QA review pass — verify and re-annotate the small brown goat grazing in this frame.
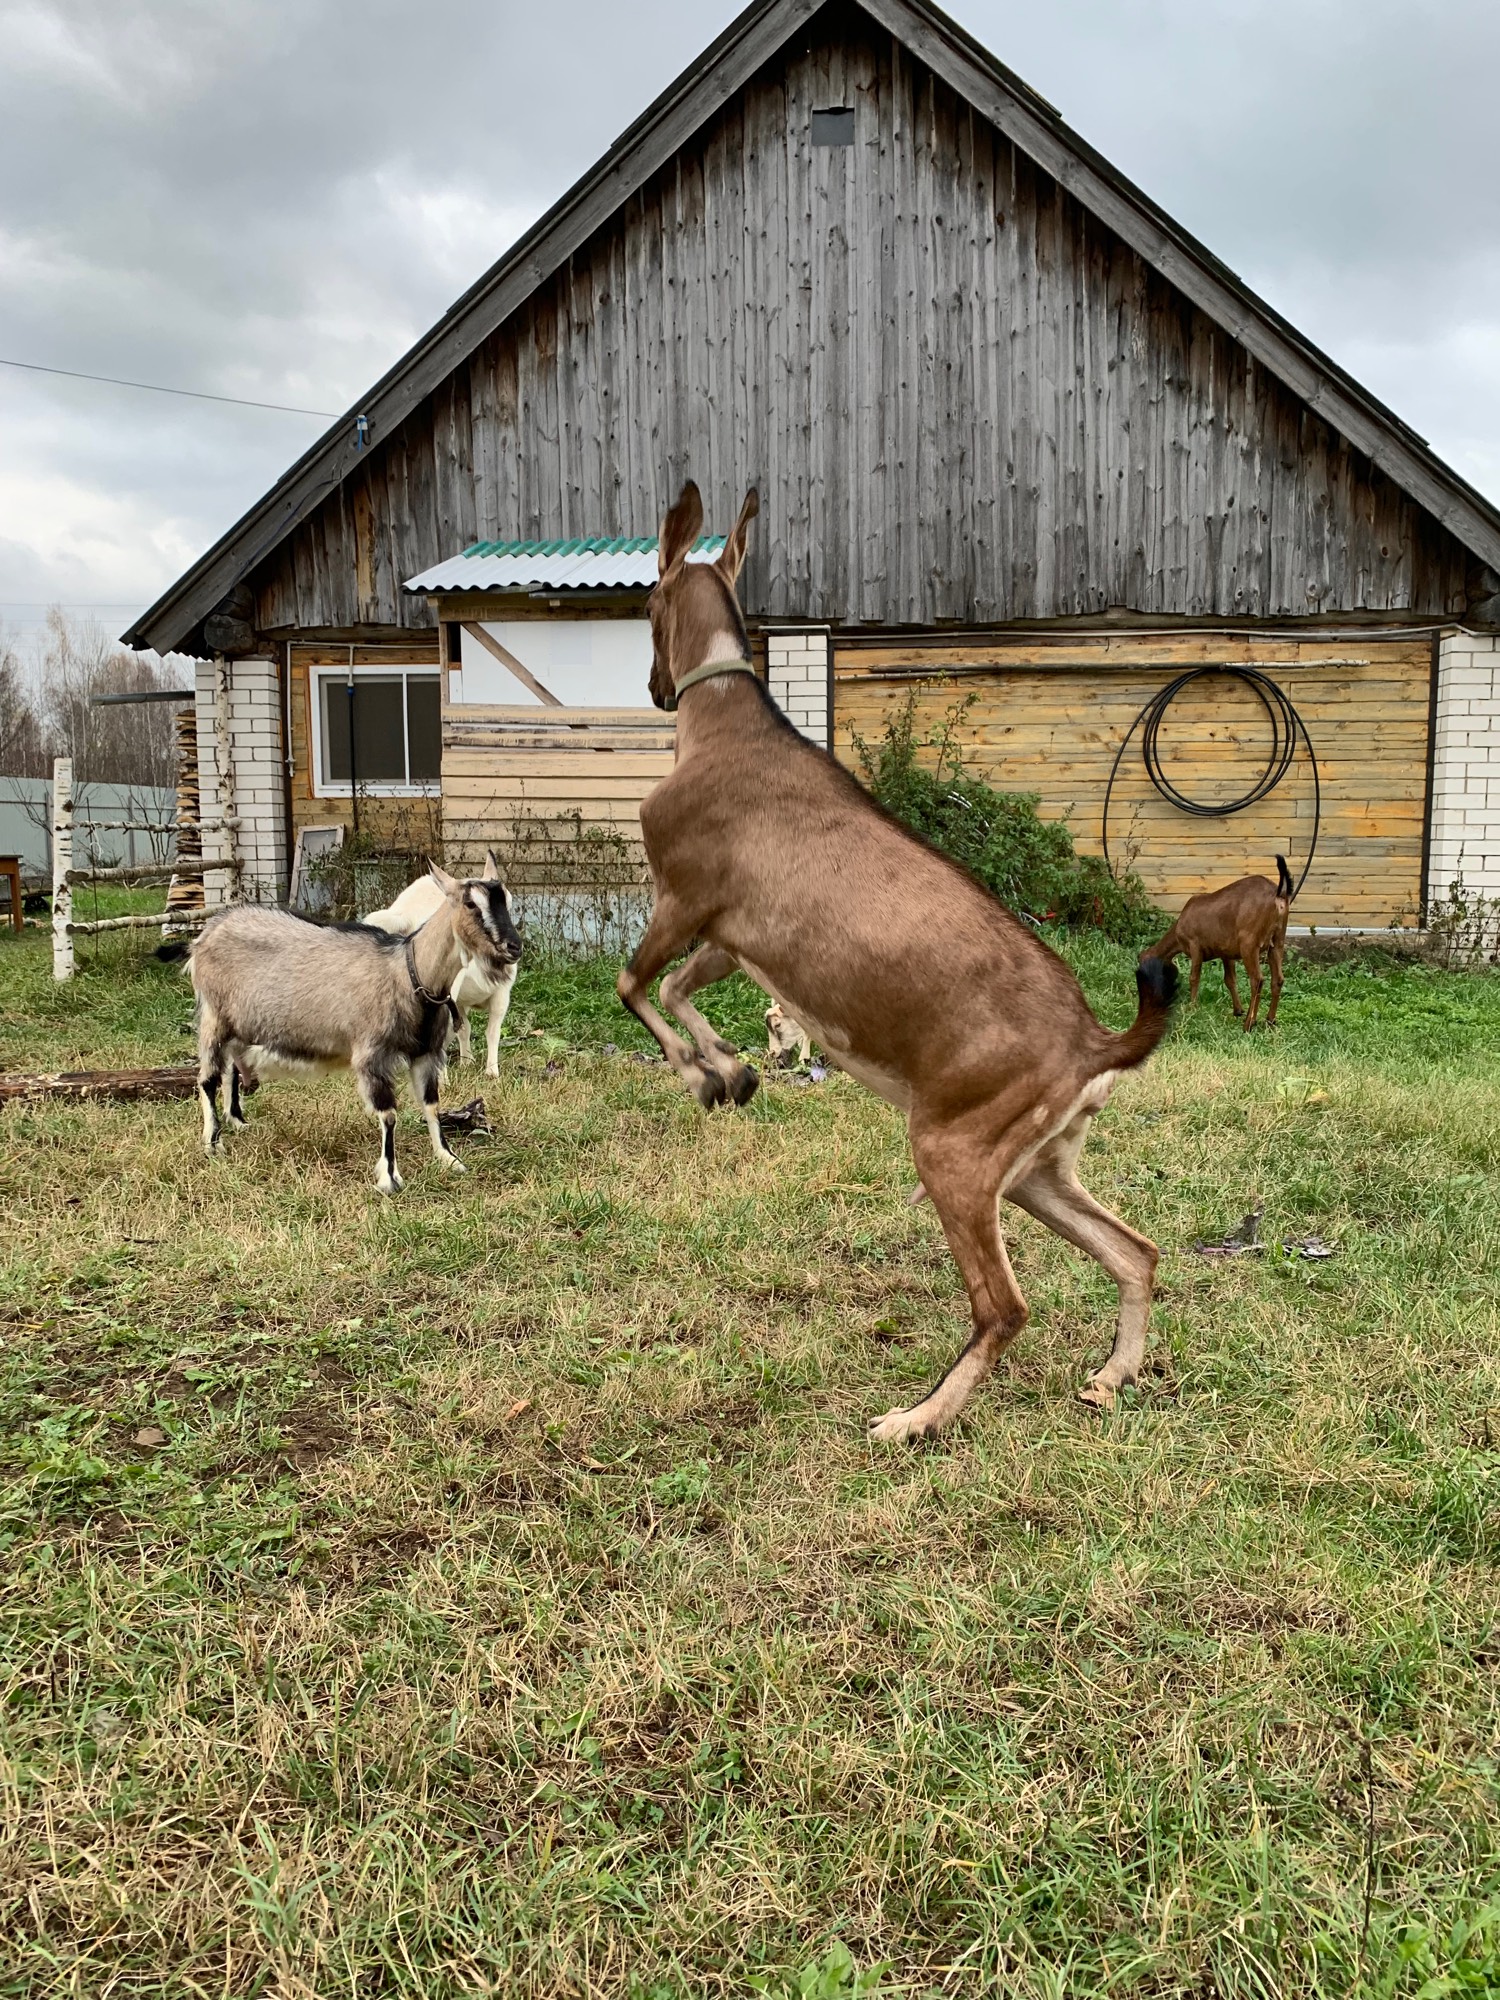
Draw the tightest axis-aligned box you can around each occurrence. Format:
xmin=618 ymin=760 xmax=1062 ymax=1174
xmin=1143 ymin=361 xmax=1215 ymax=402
xmin=617 ymin=480 xmax=1179 ymax=1439
xmin=1146 ymin=857 xmax=1293 ymax=1030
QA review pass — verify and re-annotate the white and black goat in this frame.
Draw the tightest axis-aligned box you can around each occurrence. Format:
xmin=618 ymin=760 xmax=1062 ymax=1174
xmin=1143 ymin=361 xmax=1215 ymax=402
xmin=167 ymin=865 xmax=521 ymax=1192
xmin=362 ymin=853 xmax=519 ymax=1078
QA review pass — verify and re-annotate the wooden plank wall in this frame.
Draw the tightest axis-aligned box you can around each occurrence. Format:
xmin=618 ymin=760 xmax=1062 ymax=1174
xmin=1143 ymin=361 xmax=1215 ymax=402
xmin=441 ymin=705 xmax=672 ymax=882
xmin=248 ymin=0 xmax=1470 ymax=638
xmin=833 ymin=634 xmax=1434 ymax=928
xmin=288 ymin=642 xmax=443 ymax=856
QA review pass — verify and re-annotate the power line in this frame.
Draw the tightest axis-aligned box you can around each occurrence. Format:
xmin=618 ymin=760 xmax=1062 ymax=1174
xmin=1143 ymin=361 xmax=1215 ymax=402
xmin=0 ymin=356 xmax=339 ymax=418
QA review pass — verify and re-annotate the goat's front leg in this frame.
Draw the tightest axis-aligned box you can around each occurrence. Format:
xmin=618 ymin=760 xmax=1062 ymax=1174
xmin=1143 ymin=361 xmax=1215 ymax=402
xmin=1223 ymin=958 xmax=1242 ymax=1016
xmin=617 ymin=900 xmax=732 ymax=1108
xmin=356 ymin=1065 xmax=403 ymax=1194
xmin=659 ymin=943 xmax=758 ymax=1106
xmin=484 ymin=973 xmax=515 ymax=1080
xmin=411 ymin=1054 xmax=464 ymax=1173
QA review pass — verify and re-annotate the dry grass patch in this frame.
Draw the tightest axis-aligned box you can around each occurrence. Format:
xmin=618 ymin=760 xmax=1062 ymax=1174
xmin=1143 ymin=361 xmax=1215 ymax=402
xmin=0 ymin=932 xmax=1497 ymax=1995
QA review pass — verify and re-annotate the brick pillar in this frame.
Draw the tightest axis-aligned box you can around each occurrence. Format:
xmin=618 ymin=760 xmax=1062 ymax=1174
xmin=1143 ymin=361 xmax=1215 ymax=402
xmin=193 ymin=655 xmax=288 ymax=904
xmin=767 ymin=629 xmax=831 ymax=748
xmin=1428 ymin=631 xmax=1500 ymax=915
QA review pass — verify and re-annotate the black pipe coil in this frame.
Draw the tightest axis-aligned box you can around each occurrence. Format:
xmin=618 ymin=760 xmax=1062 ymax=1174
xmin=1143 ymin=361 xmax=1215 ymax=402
xmin=1101 ymin=664 xmax=1319 ymax=901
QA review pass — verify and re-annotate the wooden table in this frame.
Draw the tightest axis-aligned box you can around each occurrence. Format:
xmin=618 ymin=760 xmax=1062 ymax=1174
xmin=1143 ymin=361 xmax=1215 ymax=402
xmin=0 ymin=856 xmax=21 ymax=933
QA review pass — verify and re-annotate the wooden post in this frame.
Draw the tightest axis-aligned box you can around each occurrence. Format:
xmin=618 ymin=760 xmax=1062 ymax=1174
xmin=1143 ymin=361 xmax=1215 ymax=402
xmin=204 ymin=659 xmax=238 ymax=908
xmin=52 ymin=757 xmax=73 ymax=981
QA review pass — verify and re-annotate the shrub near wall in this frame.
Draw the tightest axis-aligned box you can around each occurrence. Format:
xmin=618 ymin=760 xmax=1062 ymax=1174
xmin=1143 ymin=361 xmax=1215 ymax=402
xmin=854 ymin=695 xmax=1163 ymax=945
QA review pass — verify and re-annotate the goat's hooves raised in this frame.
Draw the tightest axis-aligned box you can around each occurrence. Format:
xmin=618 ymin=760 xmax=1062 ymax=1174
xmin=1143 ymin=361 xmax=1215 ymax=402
xmin=729 ymin=1063 xmax=760 ymax=1107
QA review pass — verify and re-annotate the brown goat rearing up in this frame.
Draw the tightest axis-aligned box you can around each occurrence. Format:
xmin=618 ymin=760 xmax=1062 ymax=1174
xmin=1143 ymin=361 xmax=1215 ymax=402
xmin=1146 ymin=857 xmax=1292 ymax=1030
xmin=618 ymin=481 xmax=1179 ymax=1439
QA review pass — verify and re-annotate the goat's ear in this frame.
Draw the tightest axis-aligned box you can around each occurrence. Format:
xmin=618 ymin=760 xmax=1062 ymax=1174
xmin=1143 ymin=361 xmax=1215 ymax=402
xmin=717 ymin=486 xmax=759 ymax=585
xmin=428 ymin=861 xmax=461 ymax=898
xmin=657 ymin=480 xmax=703 ymax=579
xmin=482 ymin=848 xmax=501 ymax=882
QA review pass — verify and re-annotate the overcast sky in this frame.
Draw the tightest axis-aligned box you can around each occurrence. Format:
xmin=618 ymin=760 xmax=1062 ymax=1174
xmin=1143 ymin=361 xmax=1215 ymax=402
xmin=2 ymin=0 xmax=1497 ymax=656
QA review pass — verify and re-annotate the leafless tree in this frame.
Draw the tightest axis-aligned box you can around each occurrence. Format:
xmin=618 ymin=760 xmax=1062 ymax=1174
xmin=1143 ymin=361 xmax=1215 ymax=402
xmin=35 ymin=609 xmax=190 ymax=790
xmin=0 ymin=634 xmax=47 ymax=777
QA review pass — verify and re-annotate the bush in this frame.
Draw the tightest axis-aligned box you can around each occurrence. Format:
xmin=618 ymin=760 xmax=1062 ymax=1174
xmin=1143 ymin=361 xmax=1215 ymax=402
xmin=853 ymin=694 xmax=1162 ymax=945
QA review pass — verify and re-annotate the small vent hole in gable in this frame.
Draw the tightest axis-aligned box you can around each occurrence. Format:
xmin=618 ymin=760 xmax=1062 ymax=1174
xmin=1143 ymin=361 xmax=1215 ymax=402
xmin=811 ymin=106 xmax=855 ymax=147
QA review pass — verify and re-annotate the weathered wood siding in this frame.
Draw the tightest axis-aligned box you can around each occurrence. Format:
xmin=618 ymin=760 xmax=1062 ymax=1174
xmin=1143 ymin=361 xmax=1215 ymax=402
xmin=441 ymin=707 xmax=672 ymax=883
xmin=248 ymin=0 xmax=1470 ymax=637
xmin=834 ymin=634 xmax=1434 ymax=928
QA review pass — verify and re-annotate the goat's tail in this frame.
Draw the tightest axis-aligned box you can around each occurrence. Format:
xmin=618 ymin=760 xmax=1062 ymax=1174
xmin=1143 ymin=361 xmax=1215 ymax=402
xmin=1109 ymin=955 xmax=1179 ymax=1070
xmin=155 ymin=939 xmax=192 ymax=964
xmin=1275 ymin=854 xmax=1294 ymax=903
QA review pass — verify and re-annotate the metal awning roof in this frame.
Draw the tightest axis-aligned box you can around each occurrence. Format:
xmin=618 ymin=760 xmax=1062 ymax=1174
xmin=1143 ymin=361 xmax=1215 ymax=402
xmin=405 ymin=534 xmax=726 ymax=595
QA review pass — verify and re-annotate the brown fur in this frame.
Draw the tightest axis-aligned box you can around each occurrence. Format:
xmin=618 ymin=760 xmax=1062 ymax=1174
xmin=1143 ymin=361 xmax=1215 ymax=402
xmin=618 ymin=480 xmax=1179 ymax=1439
xmin=1147 ymin=859 xmax=1292 ymax=1030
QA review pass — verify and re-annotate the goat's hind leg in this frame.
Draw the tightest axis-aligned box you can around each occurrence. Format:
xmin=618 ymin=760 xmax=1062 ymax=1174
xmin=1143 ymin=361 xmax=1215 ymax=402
xmin=197 ymin=1004 xmax=228 ymax=1155
xmin=659 ymin=943 xmax=758 ymax=1106
xmin=1223 ymin=958 xmax=1242 ymax=1016
xmin=870 ymin=1112 xmax=1031 ymax=1443
xmin=617 ymin=900 xmax=733 ymax=1109
xmin=411 ymin=1054 xmax=464 ymax=1174
xmin=1007 ymin=1114 xmax=1159 ymax=1410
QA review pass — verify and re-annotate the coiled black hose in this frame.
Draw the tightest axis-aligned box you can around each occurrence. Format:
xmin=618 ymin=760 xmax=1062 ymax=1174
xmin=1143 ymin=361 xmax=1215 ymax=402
xmin=1101 ymin=664 xmax=1319 ymax=900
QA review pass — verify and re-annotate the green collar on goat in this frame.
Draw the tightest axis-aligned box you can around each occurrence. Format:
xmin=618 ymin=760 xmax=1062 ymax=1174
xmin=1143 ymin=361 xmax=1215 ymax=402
xmin=663 ymin=657 xmax=759 ymax=710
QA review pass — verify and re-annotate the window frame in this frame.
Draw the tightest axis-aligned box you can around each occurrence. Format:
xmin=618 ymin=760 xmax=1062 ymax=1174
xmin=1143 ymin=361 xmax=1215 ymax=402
xmin=310 ymin=664 xmax=442 ymax=797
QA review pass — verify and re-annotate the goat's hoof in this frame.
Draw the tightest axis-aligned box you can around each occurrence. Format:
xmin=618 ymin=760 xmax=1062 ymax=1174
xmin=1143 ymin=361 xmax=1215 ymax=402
xmin=441 ymin=1153 xmax=467 ymax=1174
xmin=228 ymin=1112 xmax=248 ymax=1130
xmin=728 ymin=1063 xmax=760 ymax=1107
xmin=1078 ymin=1377 xmax=1119 ymax=1411
xmin=688 ymin=1061 xmax=728 ymax=1109
xmin=376 ymin=1171 xmax=403 ymax=1196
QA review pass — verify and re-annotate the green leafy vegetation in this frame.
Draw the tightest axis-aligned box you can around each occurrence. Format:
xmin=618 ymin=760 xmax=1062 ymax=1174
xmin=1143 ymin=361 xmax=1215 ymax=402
xmin=853 ymin=694 xmax=1164 ymax=943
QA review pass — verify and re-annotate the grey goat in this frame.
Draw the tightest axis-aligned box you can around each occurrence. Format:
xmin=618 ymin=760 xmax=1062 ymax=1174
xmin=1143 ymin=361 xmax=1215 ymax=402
xmin=173 ymin=865 xmax=521 ymax=1192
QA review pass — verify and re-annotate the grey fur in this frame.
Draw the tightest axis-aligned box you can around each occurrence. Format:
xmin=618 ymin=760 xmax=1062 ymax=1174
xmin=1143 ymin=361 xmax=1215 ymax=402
xmin=186 ymin=865 xmax=521 ymax=1192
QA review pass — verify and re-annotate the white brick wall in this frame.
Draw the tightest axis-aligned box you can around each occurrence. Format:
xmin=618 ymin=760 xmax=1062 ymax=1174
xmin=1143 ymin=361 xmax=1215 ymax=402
xmin=767 ymin=629 xmax=831 ymax=747
xmin=1428 ymin=632 xmax=1500 ymax=907
xmin=194 ymin=656 xmax=287 ymax=905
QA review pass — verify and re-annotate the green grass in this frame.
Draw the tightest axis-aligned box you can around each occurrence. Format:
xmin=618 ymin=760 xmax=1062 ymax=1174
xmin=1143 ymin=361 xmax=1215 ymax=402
xmin=0 ymin=919 xmax=1497 ymax=1997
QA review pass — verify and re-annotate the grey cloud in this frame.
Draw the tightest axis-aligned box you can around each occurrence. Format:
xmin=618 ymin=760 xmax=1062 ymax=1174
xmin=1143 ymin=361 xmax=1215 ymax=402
xmin=1 ymin=0 xmax=1496 ymax=649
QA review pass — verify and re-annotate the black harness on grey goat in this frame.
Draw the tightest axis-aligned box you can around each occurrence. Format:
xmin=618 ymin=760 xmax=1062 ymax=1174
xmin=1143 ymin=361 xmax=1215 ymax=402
xmin=405 ymin=935 xmax=459 ymax=1026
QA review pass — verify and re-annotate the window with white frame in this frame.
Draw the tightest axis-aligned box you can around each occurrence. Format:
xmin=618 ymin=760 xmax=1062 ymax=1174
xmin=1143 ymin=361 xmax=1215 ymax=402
xmin=312 ymin=667 xmax=440 ymax=794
